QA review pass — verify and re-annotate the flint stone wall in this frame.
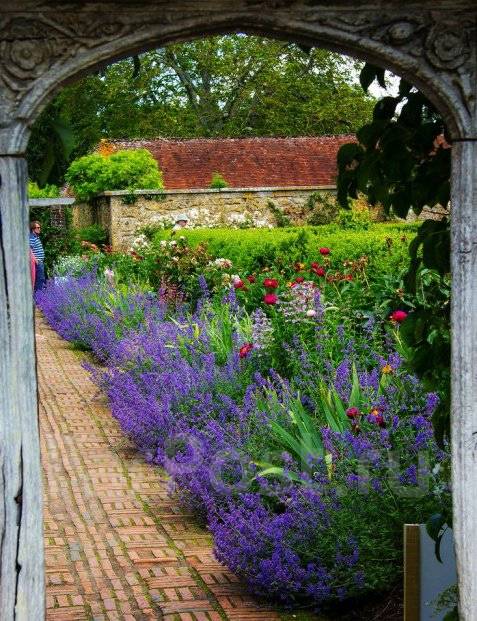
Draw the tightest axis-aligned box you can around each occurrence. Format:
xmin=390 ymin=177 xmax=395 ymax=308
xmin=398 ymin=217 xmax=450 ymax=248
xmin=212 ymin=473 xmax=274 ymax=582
xmin=72 ymin=185 xmax=338 ymax=249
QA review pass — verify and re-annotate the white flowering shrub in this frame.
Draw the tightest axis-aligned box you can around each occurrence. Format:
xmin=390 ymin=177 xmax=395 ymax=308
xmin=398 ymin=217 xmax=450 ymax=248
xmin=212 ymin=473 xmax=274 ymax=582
xmin=53 ymin=255 xmax=90 ymax=277
xmin=130 ymin=233 xmax=150 ymax=252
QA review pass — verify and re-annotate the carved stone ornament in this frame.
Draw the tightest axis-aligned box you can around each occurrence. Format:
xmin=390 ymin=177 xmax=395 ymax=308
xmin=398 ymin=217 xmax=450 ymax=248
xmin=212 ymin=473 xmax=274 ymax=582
xmin=0 ymin=16 xmax=131 ymax=101
xmin=0 ymin=3 xmax=475 ymax=143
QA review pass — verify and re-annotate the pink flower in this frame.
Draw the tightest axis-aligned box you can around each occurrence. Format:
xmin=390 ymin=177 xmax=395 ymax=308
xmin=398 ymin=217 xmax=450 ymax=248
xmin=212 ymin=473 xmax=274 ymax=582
xmin=263 ymin=293 xmax=278 ymax=305
xmin=390 ymin=310 xmax=408 ymax=323
xmin=234 ymin=279 xmax=245 ymax=289
xmin=263 ymin=278 xmax=279 ymax=289
xmin=319 ymin=247 xmax=331 ymax=255
xmin=239 ymin=343 xmax=253 ymax=358
xmin=346 ymin=407 xmax=360 ymax=419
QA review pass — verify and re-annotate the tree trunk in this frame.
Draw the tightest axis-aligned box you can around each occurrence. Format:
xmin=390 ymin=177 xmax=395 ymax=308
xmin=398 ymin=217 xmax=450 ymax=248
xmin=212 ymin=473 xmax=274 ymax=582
xmin=0 ymin=156 xmax=44 ymax=620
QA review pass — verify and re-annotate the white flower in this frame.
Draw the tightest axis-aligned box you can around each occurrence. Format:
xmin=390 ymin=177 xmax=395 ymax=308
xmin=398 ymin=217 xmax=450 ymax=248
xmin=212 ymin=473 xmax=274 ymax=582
xmin=306 ymin=309 xmax=317 ymax=317
xmin=104 ymin=268 xmax=115 ymax=286
xmin=212 ymin=257 xmax=233 ymax=269
xmin=160 ymin=240 xmax=167 ymax=248
xmin=131 ymin=233 xmax=149 ymax=250
xmin=169 ymin=240 xmax=177 ymax=247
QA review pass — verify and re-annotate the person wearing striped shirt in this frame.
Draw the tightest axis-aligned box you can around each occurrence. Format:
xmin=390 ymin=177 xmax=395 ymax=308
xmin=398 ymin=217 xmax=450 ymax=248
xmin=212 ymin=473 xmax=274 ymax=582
xmin=29 ymin=221 xmax=46 ymax=292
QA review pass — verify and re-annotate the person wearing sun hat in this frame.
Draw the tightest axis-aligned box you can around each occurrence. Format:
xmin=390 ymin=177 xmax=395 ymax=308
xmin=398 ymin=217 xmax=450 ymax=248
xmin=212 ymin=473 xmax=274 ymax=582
xmin=172 ymin=214 xmax=189 ymax=233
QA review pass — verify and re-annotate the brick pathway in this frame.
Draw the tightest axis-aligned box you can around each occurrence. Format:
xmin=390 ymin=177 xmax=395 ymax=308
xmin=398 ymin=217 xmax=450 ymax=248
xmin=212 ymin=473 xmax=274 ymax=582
xmin=37 ymin=315 xmax=282 ymax=621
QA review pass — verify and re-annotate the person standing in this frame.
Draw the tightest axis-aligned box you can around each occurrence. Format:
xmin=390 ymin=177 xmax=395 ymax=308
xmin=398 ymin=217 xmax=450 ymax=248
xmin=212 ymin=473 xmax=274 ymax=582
xmin=29 ymin=221 xmax=46 ymax=292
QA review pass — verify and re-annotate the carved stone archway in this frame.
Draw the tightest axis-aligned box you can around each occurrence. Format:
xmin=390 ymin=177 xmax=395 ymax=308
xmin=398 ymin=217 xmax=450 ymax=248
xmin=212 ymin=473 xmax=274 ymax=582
xmin=0 ymin=2 xmax=475 ymax=619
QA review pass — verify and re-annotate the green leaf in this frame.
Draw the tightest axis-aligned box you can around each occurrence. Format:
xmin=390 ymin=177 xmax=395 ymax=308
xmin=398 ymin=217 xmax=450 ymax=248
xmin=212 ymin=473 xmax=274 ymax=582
xmin=51 ymin=117 xmax=76 ymax=159
xmin=373 ymin=97 xmax=399 ymax=121
xmin=359 ymin=63 xmax=385 ymax=92
xmin=356 ymin=121 xmax=387 ymax=149
xmin=398 ymin=79 xmax=412 ymax=97
xmin=337 ymin=143 xmax=364 ymax=169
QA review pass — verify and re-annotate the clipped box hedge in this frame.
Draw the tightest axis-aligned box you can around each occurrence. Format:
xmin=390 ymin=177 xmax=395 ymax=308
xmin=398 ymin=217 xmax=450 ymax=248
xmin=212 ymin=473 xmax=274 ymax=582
xmin=152 ymin=223 xmax=417 ymax=275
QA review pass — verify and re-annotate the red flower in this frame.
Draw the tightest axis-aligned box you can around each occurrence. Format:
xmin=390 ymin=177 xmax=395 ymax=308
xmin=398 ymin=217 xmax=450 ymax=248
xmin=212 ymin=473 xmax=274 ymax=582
xmin=310 ymin=262 xmax=319 ymax=269
xmin=319 ymin=247 xmax=331 ymax=255
xmin=234 ymin=279 xmax=245 ymax=289
xmin=313 ymin=266 xmax=326 ymax=277
xmin=390 ymin=310 xmax=408 ymax=323
xmin=246 ymin=275 xmax=256 ymax=283
xmin=294 ymin=276 xmax=305 ymax=284
xmin=263 ymin=293 xmax=278 ymax=305
xmin=346 ymin=407 xmax=360 ymax=419
xmin=344 ymin=274 xmax=353 ymax=281
xmin=263 ymin=278 xmax=279 ymax=289
xmin=239 ymin=343 xmax=253 ymax=358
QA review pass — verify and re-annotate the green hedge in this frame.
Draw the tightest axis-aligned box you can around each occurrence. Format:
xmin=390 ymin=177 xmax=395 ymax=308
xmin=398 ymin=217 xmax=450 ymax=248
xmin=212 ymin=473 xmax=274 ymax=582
xmin=151 ymin=223 xmax=417 ymax=274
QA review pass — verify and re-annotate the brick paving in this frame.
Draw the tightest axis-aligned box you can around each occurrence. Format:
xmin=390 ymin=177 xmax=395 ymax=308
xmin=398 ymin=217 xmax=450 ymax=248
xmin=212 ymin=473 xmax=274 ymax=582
xmin=37 ymin=315 xmax=282 ymax=621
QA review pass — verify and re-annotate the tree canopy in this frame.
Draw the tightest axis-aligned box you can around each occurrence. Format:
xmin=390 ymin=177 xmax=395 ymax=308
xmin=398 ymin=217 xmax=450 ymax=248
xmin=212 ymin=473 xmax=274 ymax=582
xmin=27 ymin=34 xmax=374 ymax=185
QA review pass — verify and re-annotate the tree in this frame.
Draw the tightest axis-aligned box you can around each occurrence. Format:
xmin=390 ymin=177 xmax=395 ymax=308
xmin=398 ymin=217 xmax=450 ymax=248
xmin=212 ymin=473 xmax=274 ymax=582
xmin=27 ymin=34 xmax=375 ymax=185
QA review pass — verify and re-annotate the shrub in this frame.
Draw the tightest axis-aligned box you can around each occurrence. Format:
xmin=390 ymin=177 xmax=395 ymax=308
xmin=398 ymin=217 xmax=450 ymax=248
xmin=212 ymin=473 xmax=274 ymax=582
xmin=29 ymin=204 xmax=77 ymax=274
xmin=65 ymin=148 xmax=163 ymax=202
xmin=305 ymin=191 xmax=339 ymax=225
xmin=151 ymin=224 xmax=415 ymax=277
xmin=337 ymin=205 xmax=372 ymax=230
xmin=267 ymin=200 xmax=291 ymax=227
xmin=74 ymin=224 xmax=108 ymax=246
xmin=209 ymin=172 xmax=229 ymax=189
xmin=28 ymin=181 xmax=61 ymax=198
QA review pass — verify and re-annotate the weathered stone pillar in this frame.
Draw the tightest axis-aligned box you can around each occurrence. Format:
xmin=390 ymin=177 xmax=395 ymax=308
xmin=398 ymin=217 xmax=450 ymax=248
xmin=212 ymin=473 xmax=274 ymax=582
xmin=0 ymin=155 xmax=44 ymax=620
xmin=450 ymin=139 xmax=477 ymax=620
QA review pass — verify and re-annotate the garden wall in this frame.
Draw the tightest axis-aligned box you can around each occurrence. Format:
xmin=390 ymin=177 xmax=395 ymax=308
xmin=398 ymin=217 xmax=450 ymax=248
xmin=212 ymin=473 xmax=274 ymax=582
xmin=72 ymin=186 xmax=337 ymax=249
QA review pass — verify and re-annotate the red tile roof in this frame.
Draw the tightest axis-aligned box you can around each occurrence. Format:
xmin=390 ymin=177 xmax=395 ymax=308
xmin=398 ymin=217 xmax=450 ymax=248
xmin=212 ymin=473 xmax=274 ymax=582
xmin=111 ymin=136 xmax=355 ymax=190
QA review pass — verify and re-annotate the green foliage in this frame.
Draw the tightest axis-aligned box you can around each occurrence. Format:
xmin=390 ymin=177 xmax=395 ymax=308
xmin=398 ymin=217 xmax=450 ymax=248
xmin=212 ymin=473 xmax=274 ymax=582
xmin=337 ymin=65 xmax=450 ymax=219
xmin=305 ymin=192 xmax=339 ymax=226
xmin=75 ymin=224 xmax=108 ymax=246
xmin=27 ymin=35 xmax=375 ymax=185
xmin=26 ymin=99 xmax=77 ymax=186
xmin=29 ymin=205 xmax=76 ymax=274
xmin=337 ymin=204 xmax=372 ymax=230
xmin=28 ymin=181 xmax=61 ymax=198
xmin=65 ymin=149 xmax=163 ymax=202
xmin=152 ymin=223 xmax=414 ymax=276
xmin=338 ymin=62 xmax=451 ymax=446
xmin=253 ymin=394 xmax=329 ymax=485
xmin=209 ymin=172 xmax=229 ymax=189
xmin=267 ymin=200 xmax=291 ymax=228
xmin=432 ymin=584 xmax=458 ymax=621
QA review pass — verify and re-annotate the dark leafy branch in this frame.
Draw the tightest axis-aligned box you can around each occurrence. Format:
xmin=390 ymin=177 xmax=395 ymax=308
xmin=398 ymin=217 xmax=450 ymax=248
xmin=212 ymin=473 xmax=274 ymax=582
xmin=337 ymin=63 xmax=451 ymax=447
